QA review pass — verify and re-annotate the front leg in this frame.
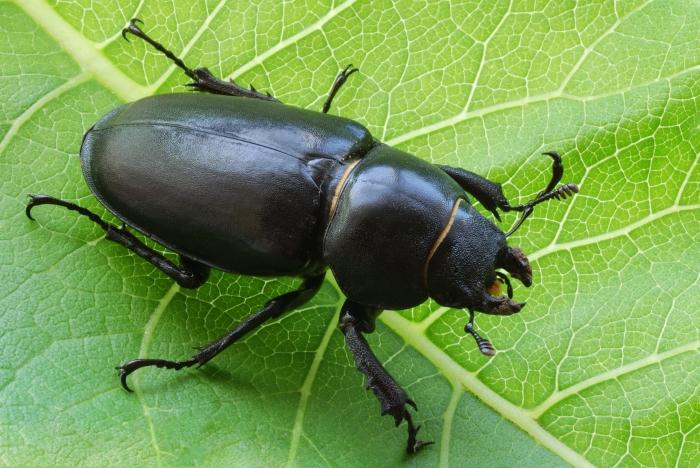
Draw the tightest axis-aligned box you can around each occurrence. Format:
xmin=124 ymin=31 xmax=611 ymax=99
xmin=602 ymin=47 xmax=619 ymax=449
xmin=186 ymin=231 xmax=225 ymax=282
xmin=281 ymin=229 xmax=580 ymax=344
xmin=339 ymin=300 xmax=433 ymax=454
xmin=439 ymin=152 xmax=578 ymax=234
xmin=438 ymin=165 xmax=508 ymax=220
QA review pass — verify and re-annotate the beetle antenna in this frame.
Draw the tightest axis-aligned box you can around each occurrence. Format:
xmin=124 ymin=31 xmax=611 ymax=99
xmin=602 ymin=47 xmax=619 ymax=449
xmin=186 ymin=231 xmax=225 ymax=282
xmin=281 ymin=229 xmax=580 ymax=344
xmin=465 ymin=310 xmax=495 ymax=356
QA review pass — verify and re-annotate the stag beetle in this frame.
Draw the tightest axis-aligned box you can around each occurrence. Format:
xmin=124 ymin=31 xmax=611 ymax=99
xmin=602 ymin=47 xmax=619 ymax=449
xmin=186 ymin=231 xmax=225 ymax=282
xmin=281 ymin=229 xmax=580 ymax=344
xmin=26 ymin=20 xmax=578 ymax=453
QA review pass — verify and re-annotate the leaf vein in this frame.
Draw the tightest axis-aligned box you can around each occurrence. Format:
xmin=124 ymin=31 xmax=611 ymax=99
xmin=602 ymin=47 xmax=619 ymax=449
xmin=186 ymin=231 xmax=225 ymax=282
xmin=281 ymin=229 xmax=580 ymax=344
xmin=529 ymin=204 xmax=700 ymax=262
xmin=146 ymin=0 xmax=229 ymax=93
xmin=226 ymin=0 xmax=358 ymax=81
xmin=0 ymin=73 xmax=89 ymax=156
xmin=463 ymin=0 xmax=512 ymax=114
xmin=15 ymin=0 xmax=147 ymax=101
xmin=380 ymin=311 xmax=594 ymax=467
xmin=438 ymin=384 xmax=461 ymax=468
xmin=95 ymin=0 xmax=147 ymax=49
xmin=386 ymin=65 xmax=699 ymax=148
xmin=130 ymin=282 xmax=180 ymax=467
xmin=285 ymin=295 xmax=343 ymax=467
xmin=530 ymin=340 xmax=699 ymax=418
xmin=556 ymin=0 xmax=657 ymax=94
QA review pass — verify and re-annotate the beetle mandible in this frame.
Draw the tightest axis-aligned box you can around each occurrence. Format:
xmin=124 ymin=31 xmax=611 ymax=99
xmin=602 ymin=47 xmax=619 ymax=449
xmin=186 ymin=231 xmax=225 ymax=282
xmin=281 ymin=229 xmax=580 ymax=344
xmin=26 ymin=20 xmax=579 ymax=454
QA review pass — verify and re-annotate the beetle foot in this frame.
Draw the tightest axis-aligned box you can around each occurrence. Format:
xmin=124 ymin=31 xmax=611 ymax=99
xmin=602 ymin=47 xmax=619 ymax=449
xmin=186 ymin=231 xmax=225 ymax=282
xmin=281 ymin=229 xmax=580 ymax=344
xmin=540 ymin=151 xmax=563 ymax=195
xmin=403 ymin=408 xmax=434 ymax=454
xmin=383 ymin=400 xmax=434 ymax=454
xmin=338 ymin=64 xmax=359 ymax=81
xmin=502 ymin=152 xmax=580 ymax=237
xmin=407 ymin=430 xmax=433 ymax=454
xmin=121 ymin=18 xmax=145 ymax=42
xmin=380 ymin=395 xmax=433 ymax=453
xmin=25 ymin=194 xmax=111 ymax=231
xmin=116 ymin=357 xmax=198 ymax=392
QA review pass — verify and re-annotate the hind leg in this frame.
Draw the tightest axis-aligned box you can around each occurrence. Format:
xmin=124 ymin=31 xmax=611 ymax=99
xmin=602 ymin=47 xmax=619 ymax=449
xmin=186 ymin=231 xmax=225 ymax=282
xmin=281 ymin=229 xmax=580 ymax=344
xmin=26 ymin=194 xmax=209 ymax=289
xmin=122 ymin=19 xmax=278 ymax=102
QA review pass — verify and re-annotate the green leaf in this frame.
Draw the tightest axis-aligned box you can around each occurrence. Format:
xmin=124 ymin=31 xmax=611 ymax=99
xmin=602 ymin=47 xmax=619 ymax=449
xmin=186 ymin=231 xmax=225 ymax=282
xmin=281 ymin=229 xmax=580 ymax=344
xmin=1 ymin=0 xmax=698 ymax=466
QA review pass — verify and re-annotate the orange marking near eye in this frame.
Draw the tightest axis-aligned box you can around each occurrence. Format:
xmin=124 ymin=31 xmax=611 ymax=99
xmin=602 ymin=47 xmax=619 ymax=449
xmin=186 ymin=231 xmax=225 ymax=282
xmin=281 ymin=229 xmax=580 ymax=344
xmin=487 ymin=279 xmax=502 ymax=297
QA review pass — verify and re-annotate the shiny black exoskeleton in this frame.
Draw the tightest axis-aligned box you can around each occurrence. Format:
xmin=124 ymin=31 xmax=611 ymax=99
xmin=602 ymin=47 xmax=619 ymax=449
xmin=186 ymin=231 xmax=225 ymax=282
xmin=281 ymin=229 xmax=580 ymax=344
xmin=26 ymin=20 xmax=578 ymax=454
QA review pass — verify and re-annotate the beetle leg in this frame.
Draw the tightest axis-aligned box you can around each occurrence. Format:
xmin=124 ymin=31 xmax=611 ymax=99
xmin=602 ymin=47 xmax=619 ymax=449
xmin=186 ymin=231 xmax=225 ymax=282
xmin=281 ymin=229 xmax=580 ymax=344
xmin=499 ymin=152 xmax=578 ymax=233
xmin=122 ymin=19 xmax=278 ymax=102
xmin=26 ymin=194 xmax=210 ymax=289
xmin=339 ymin=300 xmax=433 ymax=454
xmin=322 ymin=64 xmax=359 ymax=114
xmin=185 ymin=67 xmax=280 ymax=102
xmin=438 ymin=165 xmax=508 ymax=221
xmin=440 ymin=152 xmax=579 ymax=228
xmin=117 ymin=274 xmax=325 ymax=392
xmin=502 ymin=182 xmax=579 ymax=237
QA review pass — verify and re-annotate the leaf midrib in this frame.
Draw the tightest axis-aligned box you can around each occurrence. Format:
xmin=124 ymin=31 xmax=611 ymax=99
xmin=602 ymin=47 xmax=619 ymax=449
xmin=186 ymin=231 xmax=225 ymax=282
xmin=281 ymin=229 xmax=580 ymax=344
xmin=381 ymin=310 xmax=594 ymax=468
xmin=286 ymin=297 xmax=343 ymax=467
xmin=18 ymin=0 xmax=146 ymax=101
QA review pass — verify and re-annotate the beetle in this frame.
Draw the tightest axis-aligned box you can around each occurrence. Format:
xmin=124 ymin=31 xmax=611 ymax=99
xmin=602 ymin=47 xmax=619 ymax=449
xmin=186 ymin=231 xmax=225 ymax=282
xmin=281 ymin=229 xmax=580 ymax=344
xmin=26 ymin=20 xmax=578 ymax=454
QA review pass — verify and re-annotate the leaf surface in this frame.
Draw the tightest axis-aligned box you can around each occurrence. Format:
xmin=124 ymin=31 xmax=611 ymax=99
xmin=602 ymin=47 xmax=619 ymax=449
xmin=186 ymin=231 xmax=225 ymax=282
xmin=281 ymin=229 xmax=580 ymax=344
xmin=1 ymin=0 xmax=698 ymax=466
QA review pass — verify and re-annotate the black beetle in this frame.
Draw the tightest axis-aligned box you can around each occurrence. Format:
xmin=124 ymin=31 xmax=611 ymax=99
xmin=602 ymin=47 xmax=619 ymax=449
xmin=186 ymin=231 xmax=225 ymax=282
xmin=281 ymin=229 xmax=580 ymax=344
xmin=26 ymin=20 xmax=578 ymax=454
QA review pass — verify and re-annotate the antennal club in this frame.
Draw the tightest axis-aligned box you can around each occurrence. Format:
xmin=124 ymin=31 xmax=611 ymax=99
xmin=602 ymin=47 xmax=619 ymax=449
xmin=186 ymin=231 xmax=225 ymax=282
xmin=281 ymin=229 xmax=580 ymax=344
xmin=465 ymin=310 xmax=495 ymax=356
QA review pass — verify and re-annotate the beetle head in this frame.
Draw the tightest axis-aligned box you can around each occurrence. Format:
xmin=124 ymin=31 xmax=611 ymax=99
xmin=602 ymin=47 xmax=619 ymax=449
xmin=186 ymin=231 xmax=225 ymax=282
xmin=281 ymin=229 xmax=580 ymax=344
xmin=426 ymin=201 xmax=531 ymax=315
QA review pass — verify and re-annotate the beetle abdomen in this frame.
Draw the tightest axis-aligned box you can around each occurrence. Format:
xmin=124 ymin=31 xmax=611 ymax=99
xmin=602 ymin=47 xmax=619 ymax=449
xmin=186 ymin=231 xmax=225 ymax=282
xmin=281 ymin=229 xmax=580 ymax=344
xmin=80 ymin=94 xmax=374 ymax=276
